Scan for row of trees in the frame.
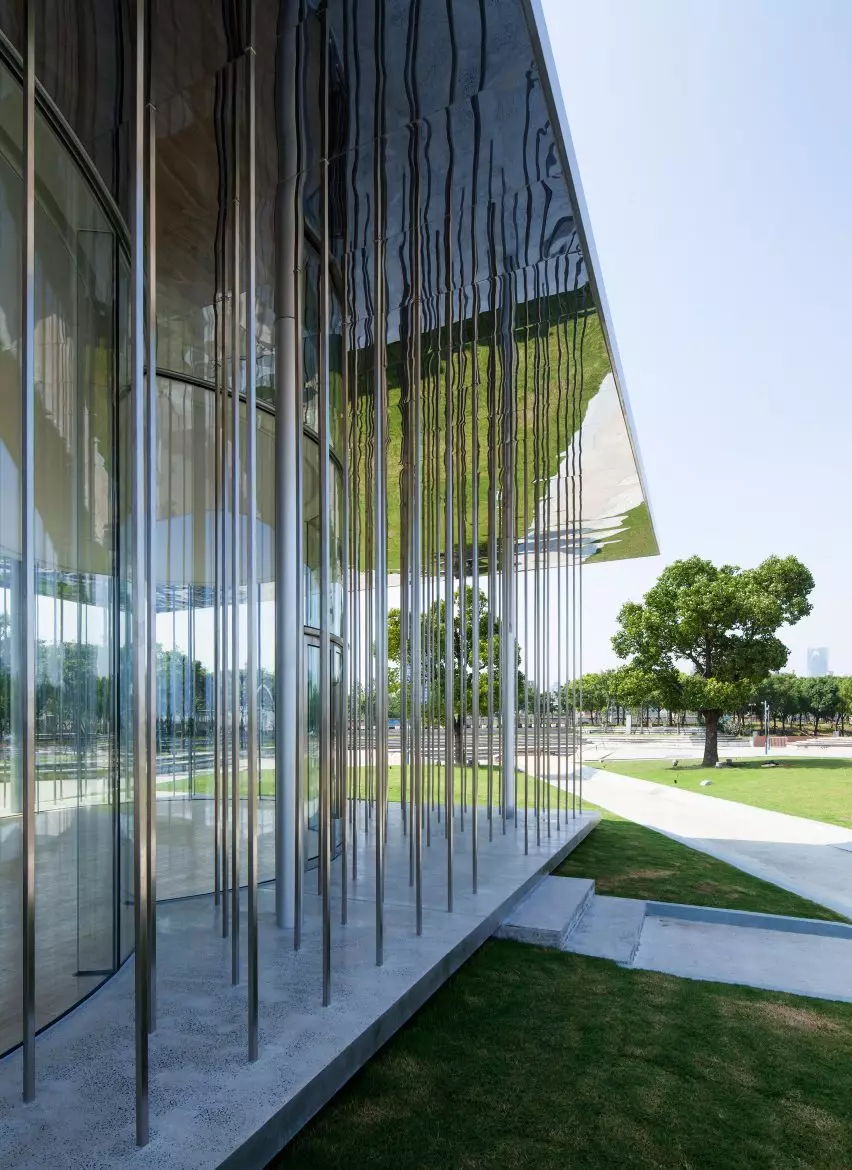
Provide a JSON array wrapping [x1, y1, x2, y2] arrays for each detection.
[[578, 667, 852, 738]]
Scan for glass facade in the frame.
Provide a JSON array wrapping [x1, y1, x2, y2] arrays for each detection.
[[0, 41, 346, 1053], [0, 1, 655, 1155]]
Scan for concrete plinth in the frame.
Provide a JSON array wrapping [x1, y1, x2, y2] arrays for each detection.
[[0, 803, 598, 1170]]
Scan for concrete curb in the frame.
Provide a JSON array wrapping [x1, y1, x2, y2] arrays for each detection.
[[646, 900, 852, 940]]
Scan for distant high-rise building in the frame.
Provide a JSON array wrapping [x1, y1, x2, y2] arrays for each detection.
[[807, 647, 829, 677]]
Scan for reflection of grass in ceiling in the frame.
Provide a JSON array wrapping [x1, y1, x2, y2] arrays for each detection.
[[585, 499, 658, 564], [351, 292, 612, 573]]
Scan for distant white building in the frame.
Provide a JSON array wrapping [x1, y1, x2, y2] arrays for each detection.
[[807, 647, 829, 677]]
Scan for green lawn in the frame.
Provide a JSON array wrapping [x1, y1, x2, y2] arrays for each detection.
[[166, 764, 573, 812], [597, 757, 852, 829], [275, 941, 852, 1170], [556, 805, 847, 922]]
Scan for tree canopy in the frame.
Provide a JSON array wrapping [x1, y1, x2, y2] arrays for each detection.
[[611, 555, 814, 765]]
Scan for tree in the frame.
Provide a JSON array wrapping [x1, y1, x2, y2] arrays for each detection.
[[388, 589, 520, 761], [836, 678, 852, 736], [612, 556, 814, 766], [579, 672, 608, 724], [755, 673, 803, 734], [801, 676, 840, 737]]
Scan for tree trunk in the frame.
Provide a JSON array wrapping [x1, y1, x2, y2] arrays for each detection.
[[453, 716, 463, 765], [702, 710, 719, 767]]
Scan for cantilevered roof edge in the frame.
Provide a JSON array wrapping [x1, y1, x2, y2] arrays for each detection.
[[521, 0, 658, 556]]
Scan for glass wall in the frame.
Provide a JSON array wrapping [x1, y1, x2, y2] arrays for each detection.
[[0, 51, 128, 1053], [153, 377, 277, 897], [0, 34, 347, 1054]]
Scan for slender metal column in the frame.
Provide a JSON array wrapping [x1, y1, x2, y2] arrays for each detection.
[[20, 0, 36, 1106], [293, 12, 307, 949], [443, 226, 454, 912], [230, 58, 242, 988], [341, 258, 350, 926], [245, 0, 259, 1062], [145, 73, 158, 1031], [522, 287, 530, 856], [500, 274, 517, 824], [470, 291, 480, 890], [319, 7, 332, 1005], [410, 112, 423, 936], [130, 0, 150, 1143], [217, 68, 231, 936], [372, 0, 388, 966], [577, 290, 587, 814], [275, 0, 303, 937], [486, 185, 497, 841], [213, 84, 222, 907], [411, 226, 423, 939]]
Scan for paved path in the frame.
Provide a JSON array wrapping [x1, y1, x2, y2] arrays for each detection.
[[500, 881, 852, 1002], [582, 767, 852, 919], [633, 915, 852, 1001]]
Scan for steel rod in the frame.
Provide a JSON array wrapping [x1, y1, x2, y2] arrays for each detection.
[[245, 0, 259, 1062], [20, 0, 36, 1107], [319, 7, 332, 1004], [145, 71, 158, 1030], [230, 56, 242, 988], [130, 0, 150, 1142]]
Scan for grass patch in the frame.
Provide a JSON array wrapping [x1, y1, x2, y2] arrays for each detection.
[[274, 942, 852, 1170], [598, 757, 852, 829], [165, 764, 568, 811], [556, 805, 847, 922]]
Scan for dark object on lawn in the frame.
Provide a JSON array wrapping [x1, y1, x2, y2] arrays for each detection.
[[761, 760, 780, 768]]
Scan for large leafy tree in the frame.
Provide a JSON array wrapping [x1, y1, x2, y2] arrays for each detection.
[[612, 555, 814, 765]]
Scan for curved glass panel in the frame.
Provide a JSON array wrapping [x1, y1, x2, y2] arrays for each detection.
[[153, 378, 276, 894], [0, 54, 126, 1054], [0, 44, 348, 1054]]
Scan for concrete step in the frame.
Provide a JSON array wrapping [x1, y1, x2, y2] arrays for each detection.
[[560, 894, 647, 964], [495, 876, 595, 948]]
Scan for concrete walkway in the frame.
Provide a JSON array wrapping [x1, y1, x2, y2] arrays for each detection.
[[498, 880, 852, 1003], [633, 914, 852, 1001], [582, 767, 852, 919]]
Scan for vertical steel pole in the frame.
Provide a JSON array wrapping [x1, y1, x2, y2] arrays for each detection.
[[218, 67, 231, 936], [275, 0, 303, 939], [372, 0, 388, 966], [470, 294, 480, 890], [130, 0, 150, 1143], [20, 0, 37, 1107], [500, 275, 517, 827], [231, 58, 242, 988], [443, 222, 454, 912], [213, 74, 222, 908], [145, 63, 158, 1031], [341, 257, 350, 926], [411, 195, 423, 941], [245, 0, 259, 1062], [319, 7, 332, 1005]]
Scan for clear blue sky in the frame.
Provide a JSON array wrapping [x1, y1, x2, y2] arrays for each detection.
[[542, 0, 852, 677]]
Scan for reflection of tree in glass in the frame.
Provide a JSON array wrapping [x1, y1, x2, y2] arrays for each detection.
[[388, 589, 523, 760]]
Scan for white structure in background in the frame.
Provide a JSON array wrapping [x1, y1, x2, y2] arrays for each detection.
[[807, 647, 829, 677]]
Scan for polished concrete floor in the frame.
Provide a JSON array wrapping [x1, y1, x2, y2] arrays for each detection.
[[0, 801, 598, 1170], [0, 799, 276, 1055]]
